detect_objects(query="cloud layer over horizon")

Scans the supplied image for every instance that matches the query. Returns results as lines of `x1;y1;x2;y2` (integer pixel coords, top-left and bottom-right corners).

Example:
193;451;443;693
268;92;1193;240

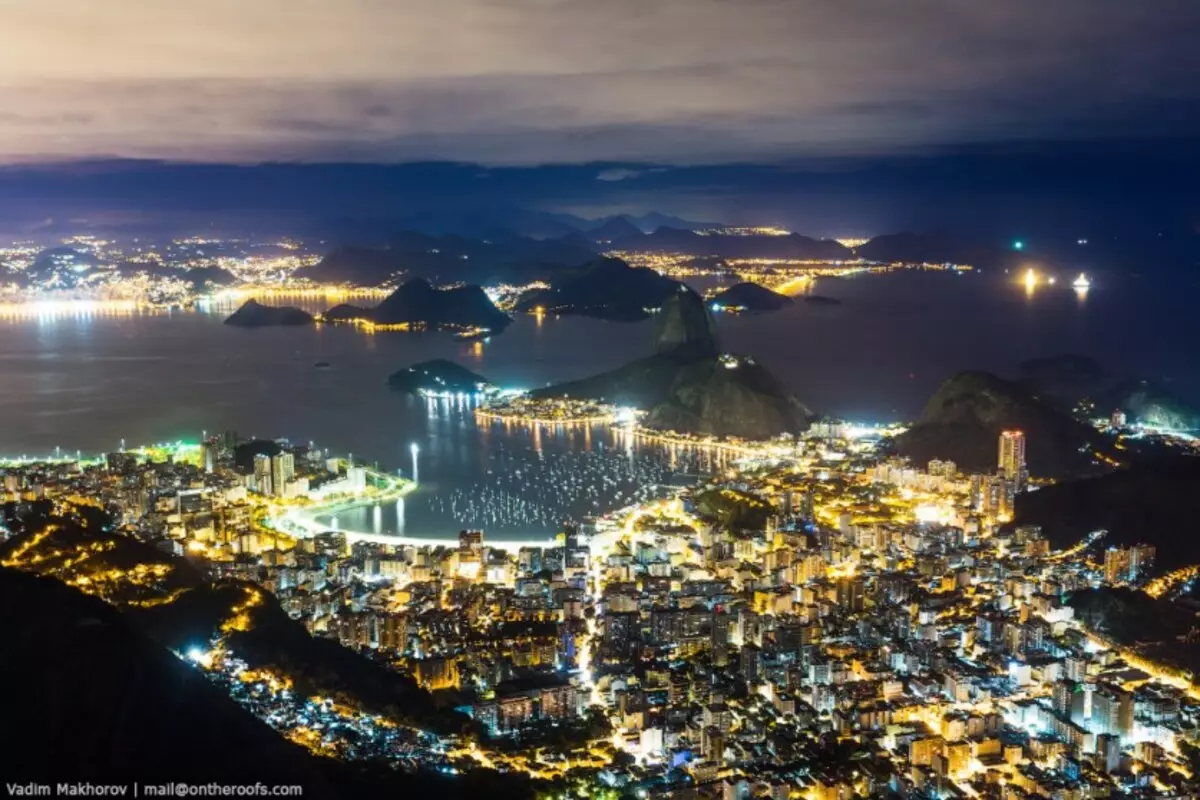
2;0;1199;165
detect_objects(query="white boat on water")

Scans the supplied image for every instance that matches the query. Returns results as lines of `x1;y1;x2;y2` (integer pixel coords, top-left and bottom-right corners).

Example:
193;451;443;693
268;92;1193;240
1072;273;1091;290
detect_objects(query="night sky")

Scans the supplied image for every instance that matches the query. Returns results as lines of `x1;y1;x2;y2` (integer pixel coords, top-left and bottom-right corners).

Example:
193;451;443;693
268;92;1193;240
1;0;1198;238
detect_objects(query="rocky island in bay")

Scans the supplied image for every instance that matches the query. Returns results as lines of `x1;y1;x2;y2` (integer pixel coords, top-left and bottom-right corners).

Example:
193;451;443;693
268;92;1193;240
223;299;314;328
319;278;511;334
387;359;495;396
709;282;793;312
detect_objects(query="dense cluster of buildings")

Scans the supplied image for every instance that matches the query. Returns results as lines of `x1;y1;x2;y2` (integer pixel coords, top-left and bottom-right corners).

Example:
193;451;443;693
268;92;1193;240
2;425;1194;797
0;234;322;309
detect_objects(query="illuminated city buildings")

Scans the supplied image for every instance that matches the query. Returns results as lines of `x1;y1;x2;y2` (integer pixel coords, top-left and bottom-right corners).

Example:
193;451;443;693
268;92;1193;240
4;422;1200;798
999;429;1027;489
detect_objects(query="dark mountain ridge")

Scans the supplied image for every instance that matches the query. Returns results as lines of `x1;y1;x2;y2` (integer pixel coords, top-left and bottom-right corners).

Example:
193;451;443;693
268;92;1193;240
0;567;343;789
514;257;683;320
610;227;851;260
892;370;1112;476
856;232;1031;270
532;287;809;438
298;233;595;286
1013;456;1200;571
1017;354;1200;430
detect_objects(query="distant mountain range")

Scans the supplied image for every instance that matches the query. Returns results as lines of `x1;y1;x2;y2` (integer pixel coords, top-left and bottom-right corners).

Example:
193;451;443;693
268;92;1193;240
603;226;852;260
294;222;1051;290
296;233;596;286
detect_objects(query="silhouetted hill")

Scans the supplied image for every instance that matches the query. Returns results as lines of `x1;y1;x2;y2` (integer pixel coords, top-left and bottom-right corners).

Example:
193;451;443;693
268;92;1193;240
644;355;811;439
1013;456;1200;569
710;282;793;312
858;232;1026;269
224;299;313;327
622;212;714;232
892;371;1111;476
530;287;717;404
589;215;644;243
1068;586;1200;679
0;565;534;797
1016;355;1200;430
388;359;493;395
1068;587;1194;643
1103;379;1200;431
304;245;406;285
554;231;597;250
371;278;511;331
532;288;809;438
136;581;477;737
299;234;594;286
514;257;683;320
0;567;339;790
323;302;373;321
0;504;480;739
186;265;238;287
530;352;684;409
655;285;720;358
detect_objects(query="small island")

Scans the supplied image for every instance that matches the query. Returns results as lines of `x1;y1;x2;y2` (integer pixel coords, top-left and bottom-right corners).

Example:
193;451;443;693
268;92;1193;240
223;299;313;328
318;279;511;335
708;282;793;312
387;359;495;396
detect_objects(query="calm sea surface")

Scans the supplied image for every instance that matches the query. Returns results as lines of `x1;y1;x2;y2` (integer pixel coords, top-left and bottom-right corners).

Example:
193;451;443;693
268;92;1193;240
2;270;1196;538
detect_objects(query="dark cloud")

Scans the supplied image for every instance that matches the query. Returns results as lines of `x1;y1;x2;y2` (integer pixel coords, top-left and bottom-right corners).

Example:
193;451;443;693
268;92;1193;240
0;0;1197;164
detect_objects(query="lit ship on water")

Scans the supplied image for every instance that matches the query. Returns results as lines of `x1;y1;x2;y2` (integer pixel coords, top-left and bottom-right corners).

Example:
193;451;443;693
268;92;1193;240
1072;273;1092;290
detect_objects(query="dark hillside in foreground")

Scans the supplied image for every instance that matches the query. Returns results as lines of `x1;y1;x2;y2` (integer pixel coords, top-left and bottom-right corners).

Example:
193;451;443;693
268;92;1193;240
0;567;340;790
1013;456;1200;570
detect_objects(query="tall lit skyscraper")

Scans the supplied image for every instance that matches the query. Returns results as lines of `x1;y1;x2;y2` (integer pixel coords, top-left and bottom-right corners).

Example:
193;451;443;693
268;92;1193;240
253;453;272;495
998;431;1027;486
270;452;295;498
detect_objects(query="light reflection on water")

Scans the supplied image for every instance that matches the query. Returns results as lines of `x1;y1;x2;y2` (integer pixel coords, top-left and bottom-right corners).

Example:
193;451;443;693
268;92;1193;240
1;270;1197;538
312;404;724;539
